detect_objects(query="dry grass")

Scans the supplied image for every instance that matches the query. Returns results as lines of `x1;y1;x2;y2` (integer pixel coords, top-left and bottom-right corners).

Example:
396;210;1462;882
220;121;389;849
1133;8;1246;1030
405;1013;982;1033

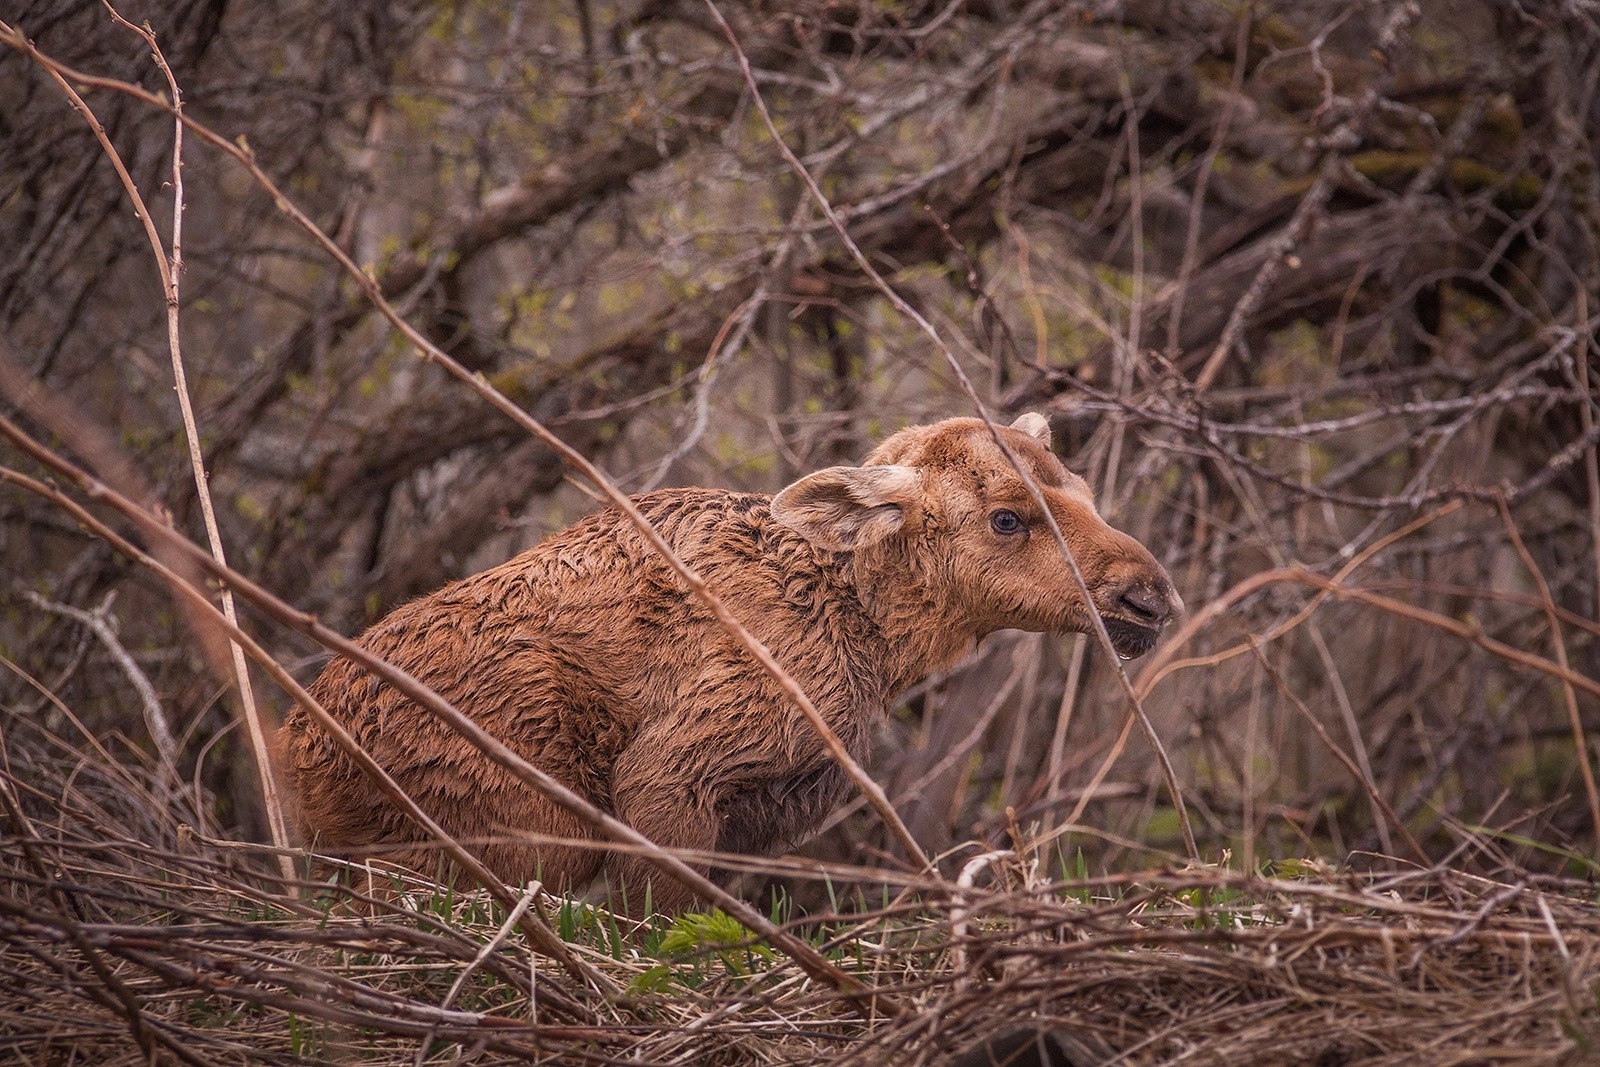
3;716;1595;1067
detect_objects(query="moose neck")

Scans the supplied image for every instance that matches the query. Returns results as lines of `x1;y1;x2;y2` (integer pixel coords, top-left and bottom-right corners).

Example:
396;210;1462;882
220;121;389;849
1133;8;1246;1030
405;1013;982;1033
845;538;979;697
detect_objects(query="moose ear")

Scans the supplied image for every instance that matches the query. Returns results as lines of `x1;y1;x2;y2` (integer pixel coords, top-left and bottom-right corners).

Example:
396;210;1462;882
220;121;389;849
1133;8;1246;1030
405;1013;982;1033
1010;412;1052;447
771;465;923;551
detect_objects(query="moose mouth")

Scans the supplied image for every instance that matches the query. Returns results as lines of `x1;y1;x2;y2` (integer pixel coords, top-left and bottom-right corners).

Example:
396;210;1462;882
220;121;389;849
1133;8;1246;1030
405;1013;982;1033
1101;616;1162;660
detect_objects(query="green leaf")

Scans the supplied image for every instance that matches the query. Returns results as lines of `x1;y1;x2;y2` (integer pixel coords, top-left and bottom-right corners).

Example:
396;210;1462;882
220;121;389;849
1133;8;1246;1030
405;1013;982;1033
628;964;677;994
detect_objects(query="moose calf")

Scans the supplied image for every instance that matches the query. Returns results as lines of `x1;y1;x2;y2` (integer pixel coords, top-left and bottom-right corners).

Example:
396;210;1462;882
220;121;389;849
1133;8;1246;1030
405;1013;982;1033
281;413;1179;911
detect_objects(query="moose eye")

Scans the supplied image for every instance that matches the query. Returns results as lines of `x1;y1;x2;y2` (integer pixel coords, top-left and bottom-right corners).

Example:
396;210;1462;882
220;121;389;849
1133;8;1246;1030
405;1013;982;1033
989;509;1023;536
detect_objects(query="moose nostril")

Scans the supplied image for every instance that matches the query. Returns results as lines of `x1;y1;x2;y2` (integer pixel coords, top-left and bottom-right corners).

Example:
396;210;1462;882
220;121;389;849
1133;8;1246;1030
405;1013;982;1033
1117;584;1170;624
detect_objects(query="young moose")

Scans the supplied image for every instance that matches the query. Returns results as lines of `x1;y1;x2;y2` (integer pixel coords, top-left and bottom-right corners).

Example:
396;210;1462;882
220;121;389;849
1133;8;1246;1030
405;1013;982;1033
282;414;1180;911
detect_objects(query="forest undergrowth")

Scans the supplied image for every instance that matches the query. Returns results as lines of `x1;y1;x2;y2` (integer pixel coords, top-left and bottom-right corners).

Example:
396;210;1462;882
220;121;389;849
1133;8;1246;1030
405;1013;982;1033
4;2;1600;1062
4;720;1598;1065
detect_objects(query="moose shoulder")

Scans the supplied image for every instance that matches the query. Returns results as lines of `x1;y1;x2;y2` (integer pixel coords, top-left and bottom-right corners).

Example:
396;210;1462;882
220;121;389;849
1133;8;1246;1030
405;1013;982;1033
281;414;1180;912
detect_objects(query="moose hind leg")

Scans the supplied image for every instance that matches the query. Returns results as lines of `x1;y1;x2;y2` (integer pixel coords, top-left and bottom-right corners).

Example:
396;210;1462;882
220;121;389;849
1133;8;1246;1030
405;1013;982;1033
606;760;722;916
470;787;608;896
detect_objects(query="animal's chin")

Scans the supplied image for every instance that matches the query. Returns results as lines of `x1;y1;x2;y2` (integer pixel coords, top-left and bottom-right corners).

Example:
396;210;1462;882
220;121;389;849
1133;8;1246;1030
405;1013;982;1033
1101;617;1161;660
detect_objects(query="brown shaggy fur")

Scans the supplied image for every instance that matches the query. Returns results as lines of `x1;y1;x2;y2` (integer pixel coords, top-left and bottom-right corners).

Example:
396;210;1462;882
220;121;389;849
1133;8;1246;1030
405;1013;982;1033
281;414;1179;911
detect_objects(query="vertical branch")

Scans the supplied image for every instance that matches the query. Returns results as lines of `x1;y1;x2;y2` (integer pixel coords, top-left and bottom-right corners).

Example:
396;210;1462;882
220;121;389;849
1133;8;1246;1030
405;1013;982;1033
1165;6;1252;361
1305;623;1393;857
1101;66;1145;507
999;634;1043;808
1577;289;1600;636
98;6;292;869
1044;638;1087;813
1244;635;1427;864
1039;56;1158;844
1495;493;1600;846
634;290;764;493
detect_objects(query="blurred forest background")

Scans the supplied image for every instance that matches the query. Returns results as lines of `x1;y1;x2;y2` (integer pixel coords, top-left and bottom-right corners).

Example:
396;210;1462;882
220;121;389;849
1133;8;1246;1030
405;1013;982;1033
3;0;1599;901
